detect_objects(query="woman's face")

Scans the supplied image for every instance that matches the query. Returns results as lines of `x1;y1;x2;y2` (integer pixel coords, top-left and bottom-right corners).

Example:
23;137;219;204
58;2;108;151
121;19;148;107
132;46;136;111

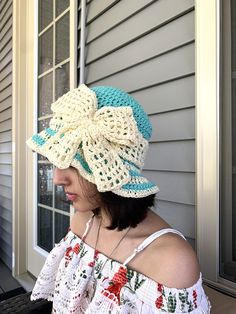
53;167;100;212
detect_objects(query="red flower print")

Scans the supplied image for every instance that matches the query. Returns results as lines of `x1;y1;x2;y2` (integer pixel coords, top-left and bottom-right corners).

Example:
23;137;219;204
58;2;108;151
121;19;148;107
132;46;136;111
72;243;80;255
65;246;73;261
101;266;128;305
157;283;163;292
155;295;163;309
192;289;197;308
88;250;100;267
155;283;164;309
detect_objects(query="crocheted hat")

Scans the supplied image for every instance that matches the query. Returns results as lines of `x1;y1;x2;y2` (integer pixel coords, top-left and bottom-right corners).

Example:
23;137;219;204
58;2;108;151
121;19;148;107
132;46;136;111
26;84;159;197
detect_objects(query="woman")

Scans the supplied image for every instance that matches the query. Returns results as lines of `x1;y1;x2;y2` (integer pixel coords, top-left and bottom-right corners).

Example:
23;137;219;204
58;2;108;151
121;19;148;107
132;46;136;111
27;84;210;313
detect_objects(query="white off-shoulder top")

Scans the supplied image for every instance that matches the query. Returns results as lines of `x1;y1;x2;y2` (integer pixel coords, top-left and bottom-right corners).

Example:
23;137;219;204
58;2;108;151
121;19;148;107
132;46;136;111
31;216;211;313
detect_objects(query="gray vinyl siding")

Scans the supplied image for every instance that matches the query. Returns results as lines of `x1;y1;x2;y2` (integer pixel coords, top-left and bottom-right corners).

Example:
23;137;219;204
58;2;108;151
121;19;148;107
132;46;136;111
83;0;195;246
0;0;13;269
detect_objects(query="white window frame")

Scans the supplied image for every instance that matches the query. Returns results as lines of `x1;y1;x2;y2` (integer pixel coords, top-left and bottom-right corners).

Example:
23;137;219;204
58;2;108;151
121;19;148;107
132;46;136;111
196;0;236;295
12;0;78;285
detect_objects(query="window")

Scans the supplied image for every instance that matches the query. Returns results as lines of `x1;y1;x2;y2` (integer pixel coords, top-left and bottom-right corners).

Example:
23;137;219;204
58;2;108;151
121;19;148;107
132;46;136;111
220;0;236;284
37;0;71;252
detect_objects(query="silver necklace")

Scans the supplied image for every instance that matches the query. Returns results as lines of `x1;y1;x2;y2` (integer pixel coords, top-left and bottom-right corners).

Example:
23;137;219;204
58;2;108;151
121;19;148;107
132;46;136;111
92;218;131;279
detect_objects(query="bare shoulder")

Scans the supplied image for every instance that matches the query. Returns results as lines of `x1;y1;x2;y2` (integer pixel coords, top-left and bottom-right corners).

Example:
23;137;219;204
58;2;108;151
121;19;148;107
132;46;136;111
70;211;93;237
147;233;200;289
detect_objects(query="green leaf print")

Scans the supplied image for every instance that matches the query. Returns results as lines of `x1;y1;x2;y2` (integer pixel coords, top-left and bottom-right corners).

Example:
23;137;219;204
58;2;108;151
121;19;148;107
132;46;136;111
80;269;87;279
187;300;194;312
167;294;177;313
127;269;134;281
95;260;103;275
80;243;87;258
134;273;145;291
179;290;188;311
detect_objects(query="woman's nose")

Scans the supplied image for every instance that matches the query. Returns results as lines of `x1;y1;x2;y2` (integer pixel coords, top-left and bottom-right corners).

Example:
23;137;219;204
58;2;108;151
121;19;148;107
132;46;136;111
53;167;69;186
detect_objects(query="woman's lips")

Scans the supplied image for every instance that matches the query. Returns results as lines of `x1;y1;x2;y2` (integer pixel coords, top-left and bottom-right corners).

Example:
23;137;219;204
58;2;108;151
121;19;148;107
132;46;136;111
66;193;78;201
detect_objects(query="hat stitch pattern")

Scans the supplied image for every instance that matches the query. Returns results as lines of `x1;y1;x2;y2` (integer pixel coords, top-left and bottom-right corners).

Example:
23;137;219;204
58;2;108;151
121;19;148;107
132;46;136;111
26;84;159;197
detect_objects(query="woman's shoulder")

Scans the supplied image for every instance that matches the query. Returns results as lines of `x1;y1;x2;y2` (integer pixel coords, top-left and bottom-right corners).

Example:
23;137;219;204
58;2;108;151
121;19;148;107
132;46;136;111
142;231;200;289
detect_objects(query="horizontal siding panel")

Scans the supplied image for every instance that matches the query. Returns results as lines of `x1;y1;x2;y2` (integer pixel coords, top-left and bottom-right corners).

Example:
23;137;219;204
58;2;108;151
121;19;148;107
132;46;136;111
144;141;195;172
0;107;11;122
0;224;12;245
0;195;12;211
86;11;194;81
85;0;194;62
0;4;12;32
143;170;195;205
0;205;12;222
0;164;11;175
86;0;155;42
0;237;12;259
0;14;12;42
0;28;12;53
0;95;12;111
153;200;195;238
0;0;12;21
0;184;11;198
0;59;12;81
0;217;12;234
1;72;12;91
0;174;11;187
0;0;12;270
86;0;120;23
0;142;12;154
0;118;11;132
0;0;8;12
0;54;12;75
150;107;195;142
0;247;11;269
0;131;11;143
0;85;11;101
87;43;194;90
0;153;11;164
0;39;11;63
131;76;194;114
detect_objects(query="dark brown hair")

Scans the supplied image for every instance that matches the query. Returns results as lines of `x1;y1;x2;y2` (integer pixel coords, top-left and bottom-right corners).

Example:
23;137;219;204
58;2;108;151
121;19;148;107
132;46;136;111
93;192;156;231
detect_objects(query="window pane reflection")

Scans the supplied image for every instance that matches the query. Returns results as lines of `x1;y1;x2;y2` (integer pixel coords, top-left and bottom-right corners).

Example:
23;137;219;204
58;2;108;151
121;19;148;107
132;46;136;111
55;185;70;212
38;118;50;132
56;0;69;17
56;13;69;64
38;206;53;252
38;0;53;32
55;62;70;100
38;164;53;206
38;73;53;117
55;212;70;243
38;27;53;75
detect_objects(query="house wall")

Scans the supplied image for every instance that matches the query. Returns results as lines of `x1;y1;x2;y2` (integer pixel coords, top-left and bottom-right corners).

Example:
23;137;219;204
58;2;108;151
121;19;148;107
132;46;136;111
0;0;13;269
84;0;196;246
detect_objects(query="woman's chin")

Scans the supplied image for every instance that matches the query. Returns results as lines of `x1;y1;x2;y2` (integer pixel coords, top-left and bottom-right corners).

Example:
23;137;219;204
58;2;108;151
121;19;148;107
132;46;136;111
73;203;93;213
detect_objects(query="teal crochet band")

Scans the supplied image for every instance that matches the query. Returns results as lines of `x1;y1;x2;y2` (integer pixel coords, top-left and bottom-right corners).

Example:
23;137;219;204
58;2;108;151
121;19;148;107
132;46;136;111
74;152;92;174
122;182;157;191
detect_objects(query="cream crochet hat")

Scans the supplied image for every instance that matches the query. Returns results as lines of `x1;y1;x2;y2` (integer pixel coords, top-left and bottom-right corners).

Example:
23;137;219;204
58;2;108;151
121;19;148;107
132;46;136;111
26;84;159;198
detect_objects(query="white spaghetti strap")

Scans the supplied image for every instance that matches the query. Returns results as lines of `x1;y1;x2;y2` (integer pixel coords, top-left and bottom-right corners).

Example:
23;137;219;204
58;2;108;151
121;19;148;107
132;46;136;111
81;215;94;240
123;228;186;266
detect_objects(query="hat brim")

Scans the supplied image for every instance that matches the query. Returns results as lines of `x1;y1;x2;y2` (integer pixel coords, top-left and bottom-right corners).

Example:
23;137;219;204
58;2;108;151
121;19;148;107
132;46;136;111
26;127;159;198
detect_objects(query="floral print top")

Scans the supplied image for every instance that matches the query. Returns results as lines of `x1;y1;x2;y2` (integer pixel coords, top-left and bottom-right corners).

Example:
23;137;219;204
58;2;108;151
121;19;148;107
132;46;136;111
31;228;211;313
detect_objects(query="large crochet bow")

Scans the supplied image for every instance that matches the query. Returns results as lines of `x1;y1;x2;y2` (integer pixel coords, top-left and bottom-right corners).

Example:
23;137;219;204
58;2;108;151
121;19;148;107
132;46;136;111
43;84;140;191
